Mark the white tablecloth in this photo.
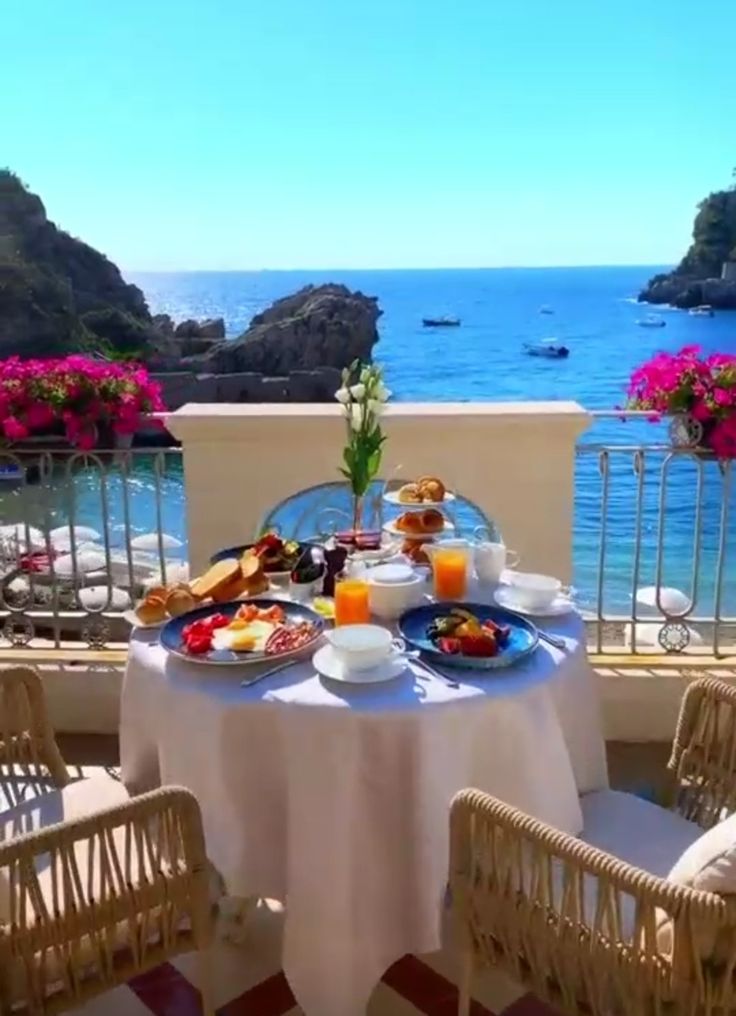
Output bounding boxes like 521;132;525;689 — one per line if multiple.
121;610;607;1016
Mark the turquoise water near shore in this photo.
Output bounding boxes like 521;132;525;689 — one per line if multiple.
3;267;732;619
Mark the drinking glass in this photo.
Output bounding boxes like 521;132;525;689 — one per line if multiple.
334;577;371;625
433;547;468;600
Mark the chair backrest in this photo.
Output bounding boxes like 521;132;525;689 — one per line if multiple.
0;666;69;794
670;677;736;828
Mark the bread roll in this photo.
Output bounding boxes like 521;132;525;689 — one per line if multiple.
135;595;167;625
165;587;197;617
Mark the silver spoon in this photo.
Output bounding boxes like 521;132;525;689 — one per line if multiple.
537;630;567;651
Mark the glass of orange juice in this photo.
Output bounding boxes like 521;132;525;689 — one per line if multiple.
433;547;468;601
334;577;371;625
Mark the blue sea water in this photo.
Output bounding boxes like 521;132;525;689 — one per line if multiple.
101;268;736;615
0;267;729;623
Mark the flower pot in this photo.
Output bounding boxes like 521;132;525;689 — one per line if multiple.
4;426;133;484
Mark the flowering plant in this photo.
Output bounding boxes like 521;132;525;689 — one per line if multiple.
627;345;736;457
0;355;165;450
335;361;391;509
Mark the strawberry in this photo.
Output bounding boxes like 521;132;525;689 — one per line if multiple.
458;633;498;657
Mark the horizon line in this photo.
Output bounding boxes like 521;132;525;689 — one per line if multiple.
125;262;670;274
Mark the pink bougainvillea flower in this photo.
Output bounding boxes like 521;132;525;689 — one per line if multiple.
2;416;29;441
626;346;736;458
0;355;166;449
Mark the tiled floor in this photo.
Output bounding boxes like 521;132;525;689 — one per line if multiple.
55;736;664;1015
69;898;551;1015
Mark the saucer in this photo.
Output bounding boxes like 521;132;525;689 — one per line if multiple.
494;586;575;618
313;644;408;684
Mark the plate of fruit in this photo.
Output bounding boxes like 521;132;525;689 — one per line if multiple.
161;598;324;666
210;533;312;578
398;602;538;670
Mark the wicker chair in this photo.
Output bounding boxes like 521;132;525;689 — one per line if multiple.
0;666;214;1014
450;677;736;1016
0;665;70;808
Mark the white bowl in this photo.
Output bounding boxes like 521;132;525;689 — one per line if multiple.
505;571;561;610
368;565;426;620
326;624;394;671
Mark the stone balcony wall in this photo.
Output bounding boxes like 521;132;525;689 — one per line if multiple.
151;367;343;410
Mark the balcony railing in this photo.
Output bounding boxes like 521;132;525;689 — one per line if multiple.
0;403;733;657
0;448;185;650
576;413;734;656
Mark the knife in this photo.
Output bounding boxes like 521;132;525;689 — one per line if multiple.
240;659;295;687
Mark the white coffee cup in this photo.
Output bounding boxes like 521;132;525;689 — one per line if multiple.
327;624;404;672
474;542;520;584
504;572;561;610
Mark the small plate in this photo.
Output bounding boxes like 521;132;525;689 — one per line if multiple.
313;644;408;684
494;587;575;618
382;519;454;540
383;490;456;508
123;610;165;630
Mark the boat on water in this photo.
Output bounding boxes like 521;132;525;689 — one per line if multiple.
523;339;570;359
689;305;715;317
422;316;461;327
539;305;554;315
636;314;666;328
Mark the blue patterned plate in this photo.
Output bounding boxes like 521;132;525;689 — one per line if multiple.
160;598;324;666
398;601;539;670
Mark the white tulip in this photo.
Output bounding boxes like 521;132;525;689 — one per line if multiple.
335;388;351;404
349;383;366;400
350;404;364;431
374;382;391;402
367;399;385;416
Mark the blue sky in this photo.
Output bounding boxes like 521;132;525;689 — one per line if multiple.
2;0;734;270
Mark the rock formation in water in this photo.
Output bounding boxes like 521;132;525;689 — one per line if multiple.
169;284;381;375
640;178;736;308
0;170;155;355
0;172;383;384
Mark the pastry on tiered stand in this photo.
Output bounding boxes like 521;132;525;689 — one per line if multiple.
395;508;445;536
397;476;447;504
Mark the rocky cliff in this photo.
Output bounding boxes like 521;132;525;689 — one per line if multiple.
0;172;382;380
0;170;155;355
167;284;381;375
640;180;736;308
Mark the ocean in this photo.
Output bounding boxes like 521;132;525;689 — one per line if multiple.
126;266;736;618
2;267;733;619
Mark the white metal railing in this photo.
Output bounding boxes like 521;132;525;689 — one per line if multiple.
1;413;734;658
0;448;185;650
576;412;735;656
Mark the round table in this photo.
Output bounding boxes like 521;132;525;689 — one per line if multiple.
121;608;607;1016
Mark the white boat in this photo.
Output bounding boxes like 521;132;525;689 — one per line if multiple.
689;305;714;317
636;314;666;328
523;339;570;359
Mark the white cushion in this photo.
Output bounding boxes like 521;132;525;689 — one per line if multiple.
580;789;701;878
0;764;120;814
665;811;736;893
0;771;129;921
576;790;701;943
